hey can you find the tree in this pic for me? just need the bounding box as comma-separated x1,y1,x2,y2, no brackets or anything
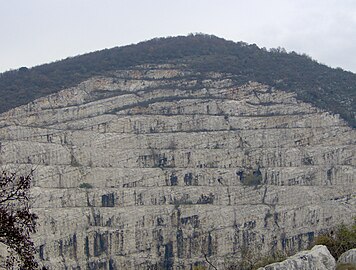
0,170,38,269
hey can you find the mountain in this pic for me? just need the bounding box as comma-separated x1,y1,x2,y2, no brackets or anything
0,62,355,269
0,34,355,127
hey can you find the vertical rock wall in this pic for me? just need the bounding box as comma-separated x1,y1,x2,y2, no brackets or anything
0,64,354,269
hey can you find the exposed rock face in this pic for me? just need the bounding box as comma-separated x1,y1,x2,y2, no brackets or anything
0,64,355,269
257,245,336,270
0,243,8,269
338,249,356,266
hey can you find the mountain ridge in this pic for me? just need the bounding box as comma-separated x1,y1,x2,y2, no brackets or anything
0,34,355,127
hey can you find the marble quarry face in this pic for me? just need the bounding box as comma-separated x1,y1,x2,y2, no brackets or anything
0,64,354,269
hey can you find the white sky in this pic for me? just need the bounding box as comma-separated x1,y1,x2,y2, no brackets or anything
1,0,356,73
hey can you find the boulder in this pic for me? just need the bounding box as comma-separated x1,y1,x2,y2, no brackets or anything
257,245,336,270
338,249,356,266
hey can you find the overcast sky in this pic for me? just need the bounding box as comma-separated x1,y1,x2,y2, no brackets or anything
1,0,356,73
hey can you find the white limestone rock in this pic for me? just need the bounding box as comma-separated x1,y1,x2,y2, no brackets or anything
338,248,356,266
0,64,354,269
0,243,8,270
257,245,336,270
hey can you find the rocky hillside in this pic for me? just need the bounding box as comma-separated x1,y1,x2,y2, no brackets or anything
0,64,354,269
0,34,355,127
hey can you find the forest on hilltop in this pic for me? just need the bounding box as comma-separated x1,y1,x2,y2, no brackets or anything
0,34,355,127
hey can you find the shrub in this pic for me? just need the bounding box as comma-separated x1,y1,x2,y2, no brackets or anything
79,182,93,189
251,251,286,270
226,248,286,270
239,169,262,187
314,220,356,259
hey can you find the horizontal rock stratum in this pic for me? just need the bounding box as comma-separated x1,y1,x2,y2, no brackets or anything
0,64,355,269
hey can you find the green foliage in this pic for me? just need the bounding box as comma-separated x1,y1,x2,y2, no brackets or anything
251,252,287,270
244,172,262,187
0,34,355,127
79,182,93,189
226,247,286,270
240,169,262,187
336,264,356,270
314,221,356,259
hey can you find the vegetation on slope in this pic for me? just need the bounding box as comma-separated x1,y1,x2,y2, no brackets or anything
314,220,356,260
0,34,355,126
194,220,356,270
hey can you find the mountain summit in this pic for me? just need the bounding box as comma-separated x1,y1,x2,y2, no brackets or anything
0,34,355,127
